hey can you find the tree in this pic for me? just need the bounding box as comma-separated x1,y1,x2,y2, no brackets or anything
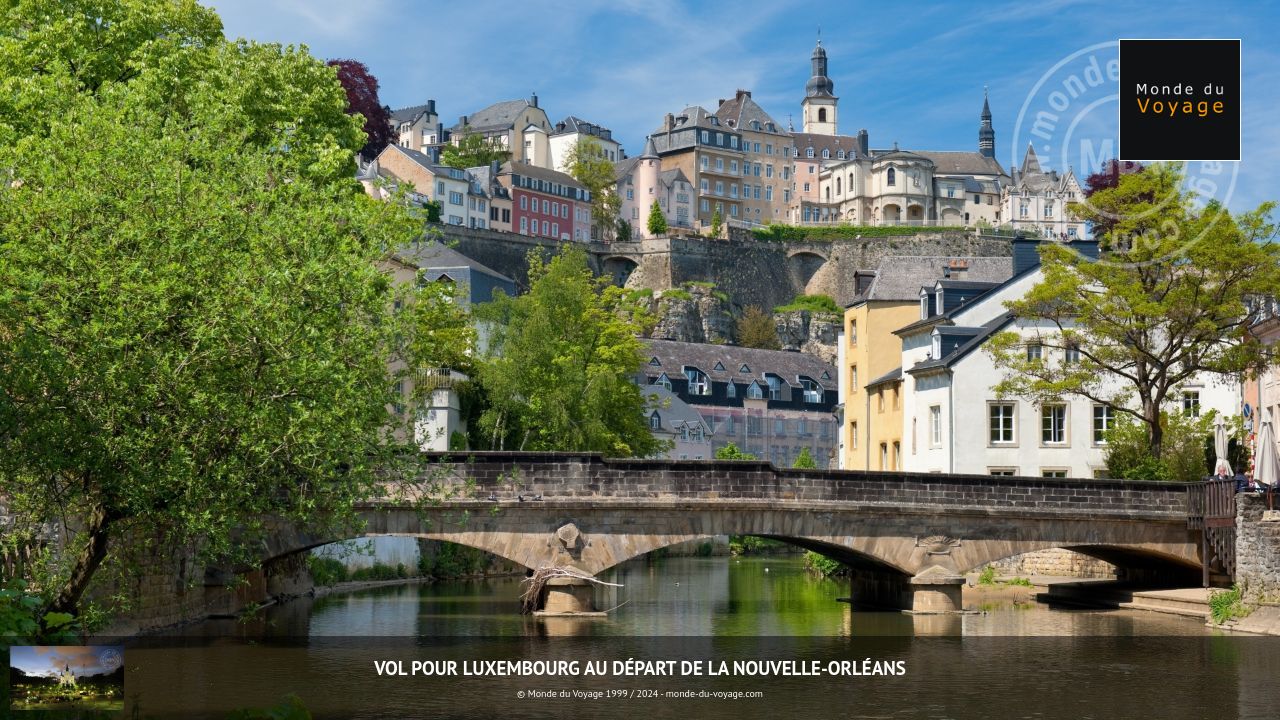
0,0,420,617
440,126,510,170
792,447,818,469
327,59,392,162
473,247,662,456
647,199,668,236
736,306,780,350
715,443,756,460
710,207,723,238
1083,159,1146,237
562,136,619,239
615,215,633,242
988,164,1280,460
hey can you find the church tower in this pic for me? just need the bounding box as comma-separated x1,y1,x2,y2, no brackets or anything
978,87,995,159
801,40,838,135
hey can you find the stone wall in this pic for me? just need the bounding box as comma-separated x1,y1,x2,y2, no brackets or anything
989,548,1116,579
776,309,840,364
1236,494,1280,597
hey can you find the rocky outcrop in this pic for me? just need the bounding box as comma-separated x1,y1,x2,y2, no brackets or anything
647,285,734,345
776,310,840,364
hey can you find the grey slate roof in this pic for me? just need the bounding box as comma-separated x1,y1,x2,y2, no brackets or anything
383,144,454,176
659,168,690,186
450,99,534,134
641,339,836,387
914,150,1006,177
714,91,787,135
865,366,902,389
393,241,514,284
614,156,640,183
641,385,712,434
860,256,1013,303
907,313,1016,374
793,132,865,161
502,160,587,191
390,103,436,125
551,116,615,140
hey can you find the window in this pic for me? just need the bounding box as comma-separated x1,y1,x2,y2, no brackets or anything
726,382,736,398
892,441,901,470
716,158,724,171
701,130,709,143
1093,404,1114,444
851,421,858,449
765,375,783,400
818,108,827,122
1065,343,1081,364
747,381,764,400
800,378,823,403
542,220,549,235
887,167,896,186
1042,469,1068,478
1045,201,1055,218
822,148,830,159
806,148,814,159
1041,404,1067,444
946,185,955,198
520,217,528,233
1183,390,1200,417
803,182,811,192
989,468,1017,476
1026,343,1042,361
542,200,550,214
650,412,661,430
990,403,1016,444
774,419,786,436
929,406,942,446
701,156,709,171
655,373,672,391
731,160,738,173
730,205,738,217
879,443,888,470
436,180,445,195
685,367,710,396
715,181,724,195
700,199,709,212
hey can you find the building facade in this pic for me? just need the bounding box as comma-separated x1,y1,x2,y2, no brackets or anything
550,116,623,172
449,96,553,170
642,385,714,460
368,144,483,227
390,100,444,155
649,106,746,229
497,160,591,241
714,89,796,226
640,339,840,468
1003,145,1087,239
615,137,694,237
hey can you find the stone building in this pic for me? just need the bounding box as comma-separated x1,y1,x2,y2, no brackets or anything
448,95,553,170
639,339,840,468
714,89,796,226
642,385,714,460
496,160,591,241
648,106,746,229
1003,145,1087,238
390,99,445,156
614,137,694,237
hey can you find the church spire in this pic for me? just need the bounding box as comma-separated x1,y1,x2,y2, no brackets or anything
978,85,995,159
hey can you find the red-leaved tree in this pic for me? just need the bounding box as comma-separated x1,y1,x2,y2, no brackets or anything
328,59,392,161
1081,159,1146,240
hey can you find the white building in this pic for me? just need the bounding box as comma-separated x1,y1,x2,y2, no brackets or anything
615,137,694,237
1003,145,1087,239
549,116,623,173
897,237,1239,478
448,95,553,170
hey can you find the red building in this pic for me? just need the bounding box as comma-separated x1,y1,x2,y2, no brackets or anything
498,160,591,241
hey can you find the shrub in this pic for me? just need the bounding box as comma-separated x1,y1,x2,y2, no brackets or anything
977,565,998,586
803,551,846,576
306,556,348,586
661,288,693,301
419,542,489,579
1104,411,1216,482
1209,584,1252,624
349,563,404,582
715,442,756,460
728,535,789,555
1006,576,1033,587
774,294,841,315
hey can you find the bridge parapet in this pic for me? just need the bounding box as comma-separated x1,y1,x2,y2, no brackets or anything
414,452,1190,519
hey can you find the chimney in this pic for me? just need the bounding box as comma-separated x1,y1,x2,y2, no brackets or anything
530,92,538,108
947,259,969,278
665,113,675,131
857,129,869,155
1068,238,1100,261
459,115,468,127
737,89,751,99
427,99,436,115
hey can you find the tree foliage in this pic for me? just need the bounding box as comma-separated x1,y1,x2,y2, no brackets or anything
715,443,756,460
440,126,510,169
792,447,818,469
562,136,619,239
0,0,420,615
987,165,1280,458
1103,412,1214,482
736,306,780,350
474,248,661,456
647,199,668,236
327,59,392,161
710,207,723,238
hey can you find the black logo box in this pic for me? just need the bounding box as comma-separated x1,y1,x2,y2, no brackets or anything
1119,39,1240,161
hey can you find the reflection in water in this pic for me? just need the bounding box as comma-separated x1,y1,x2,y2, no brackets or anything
122,556,1280,719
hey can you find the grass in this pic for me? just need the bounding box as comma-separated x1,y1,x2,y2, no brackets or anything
977,565,998,586
1209,584,1253,624
774,293,841,314
661,288,693,301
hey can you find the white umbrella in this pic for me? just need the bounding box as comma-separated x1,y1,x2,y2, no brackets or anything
1213,417,1233,478
1255,421,1278,509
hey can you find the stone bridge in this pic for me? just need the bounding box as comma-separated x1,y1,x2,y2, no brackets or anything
268,453,1202,614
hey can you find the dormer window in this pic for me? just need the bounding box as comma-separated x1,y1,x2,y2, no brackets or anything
655,373,673,391
649,412,661,430
935,288,944,313
684,367,710,396
920,289,930,319
747,381,764,400
806,148,815,158
822,149,830,159
931,333,942,360
800,377,824,404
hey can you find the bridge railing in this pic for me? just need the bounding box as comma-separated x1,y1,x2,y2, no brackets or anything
1187,479,1236,585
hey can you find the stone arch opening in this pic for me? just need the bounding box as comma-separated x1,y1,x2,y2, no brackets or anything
785,250,828,293
601,255,639,287
968,544,1201,588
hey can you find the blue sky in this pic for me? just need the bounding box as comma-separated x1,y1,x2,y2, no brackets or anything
207,0,1278,212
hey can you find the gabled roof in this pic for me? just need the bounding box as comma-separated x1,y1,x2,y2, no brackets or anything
451,99,538,134
906,313,1016,375
390,103,437,125
380,144,459,178
551,116,615,140
641,385,712,434
613,156,640,183
714,91,786,136
659,168,690,186
651,106,730,135
865,366,902,389
501,160,587,191
856,256,1013,303
393,241,514,284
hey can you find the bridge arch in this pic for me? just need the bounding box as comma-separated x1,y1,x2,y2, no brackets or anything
601,255,639,286
785,250,828,293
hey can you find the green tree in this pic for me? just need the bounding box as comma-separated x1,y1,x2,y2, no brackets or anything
1103,411,1214,482
792,447,818,469
615,215,633,242
647,199,668,236
474,247,662,456
710,206,723,238
715,443,756,460
440,125,510,169
0,0,420,616
562,136,619,240
988,165,1280,458
403,275,477,378
736,306,780,350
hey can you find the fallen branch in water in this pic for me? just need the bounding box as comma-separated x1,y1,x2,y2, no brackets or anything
519,566,623,614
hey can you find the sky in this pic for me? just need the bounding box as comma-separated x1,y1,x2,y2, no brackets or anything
10,646,121,678
207,0,1278,212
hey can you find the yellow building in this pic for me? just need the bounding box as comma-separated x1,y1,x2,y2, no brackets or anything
839,256,1012,470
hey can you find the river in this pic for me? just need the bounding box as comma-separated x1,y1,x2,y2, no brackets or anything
120,556,1280,719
